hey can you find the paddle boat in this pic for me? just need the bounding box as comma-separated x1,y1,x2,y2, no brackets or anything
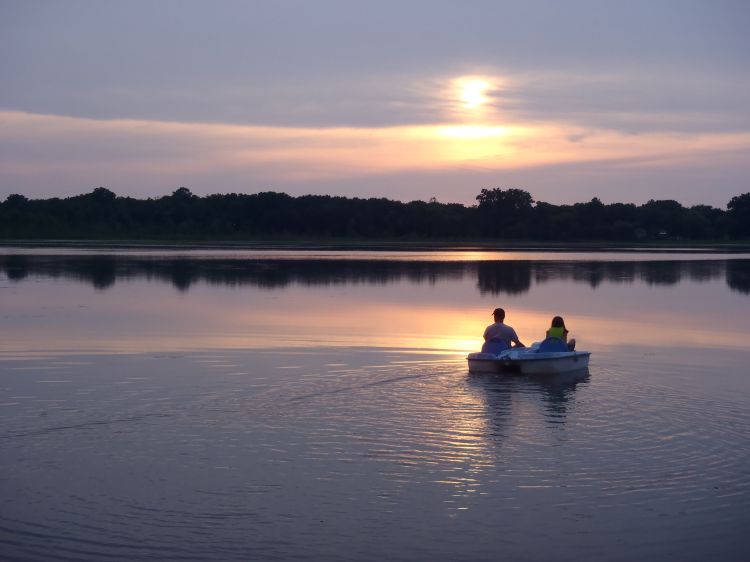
467,337,590,375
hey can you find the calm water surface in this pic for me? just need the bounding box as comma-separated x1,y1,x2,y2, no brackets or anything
1,249,749,561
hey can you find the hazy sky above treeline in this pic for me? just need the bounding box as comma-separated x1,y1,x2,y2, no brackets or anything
1,0,749,206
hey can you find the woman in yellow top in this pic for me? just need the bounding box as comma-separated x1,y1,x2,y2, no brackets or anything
547,316,576,351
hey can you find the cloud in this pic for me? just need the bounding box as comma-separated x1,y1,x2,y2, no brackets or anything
1,1,748,204
2,1,748,131
500,68,750,134
1,110,749,206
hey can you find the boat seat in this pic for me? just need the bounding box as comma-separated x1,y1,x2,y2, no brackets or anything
481,339,510,354
537,337,569,353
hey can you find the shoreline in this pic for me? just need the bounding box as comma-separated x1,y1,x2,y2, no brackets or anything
1,238,750,253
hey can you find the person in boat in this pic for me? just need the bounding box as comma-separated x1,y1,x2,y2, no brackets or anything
547,316,576,351
484,307,525,348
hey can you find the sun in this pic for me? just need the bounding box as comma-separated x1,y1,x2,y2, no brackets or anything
460,79,490,109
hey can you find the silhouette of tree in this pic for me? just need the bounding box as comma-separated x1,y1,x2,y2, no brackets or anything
476,188,534,237
728,193,750,237
0,187,747,241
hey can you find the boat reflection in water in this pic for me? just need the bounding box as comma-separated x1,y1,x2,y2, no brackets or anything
467,368,591,442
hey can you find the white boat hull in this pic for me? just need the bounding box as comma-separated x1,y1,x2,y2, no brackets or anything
467,349,590,375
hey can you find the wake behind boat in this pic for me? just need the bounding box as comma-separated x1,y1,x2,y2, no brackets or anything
467,337,591,375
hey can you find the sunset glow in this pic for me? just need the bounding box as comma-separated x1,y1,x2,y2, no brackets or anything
3,110,749,196
437,125,510,139
4,265,748,356
459,78,491,109
1,4,748,206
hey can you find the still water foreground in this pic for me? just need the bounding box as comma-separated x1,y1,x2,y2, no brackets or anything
1,249,749,561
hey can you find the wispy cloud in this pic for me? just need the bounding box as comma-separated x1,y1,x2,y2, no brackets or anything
2,109,749,204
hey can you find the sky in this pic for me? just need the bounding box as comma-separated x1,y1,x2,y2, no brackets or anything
1,0,749,207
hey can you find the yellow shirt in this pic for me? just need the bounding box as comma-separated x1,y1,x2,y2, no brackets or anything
547,326,566,340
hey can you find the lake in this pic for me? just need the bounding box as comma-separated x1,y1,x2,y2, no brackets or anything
1,247,749,561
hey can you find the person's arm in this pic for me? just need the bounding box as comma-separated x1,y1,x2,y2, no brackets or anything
483,326,490,342
511,329,525,348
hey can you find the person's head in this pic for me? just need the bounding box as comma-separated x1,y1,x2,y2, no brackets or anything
551,316,565,329
492,308,505,322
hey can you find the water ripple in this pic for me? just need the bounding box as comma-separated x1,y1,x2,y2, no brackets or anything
1,349,749,561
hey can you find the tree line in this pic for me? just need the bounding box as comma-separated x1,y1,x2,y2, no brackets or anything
1,187,748,241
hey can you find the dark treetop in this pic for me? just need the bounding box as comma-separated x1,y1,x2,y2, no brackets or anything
2,187,749,242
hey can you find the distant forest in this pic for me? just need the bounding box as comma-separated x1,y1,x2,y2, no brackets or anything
1,187,749,241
